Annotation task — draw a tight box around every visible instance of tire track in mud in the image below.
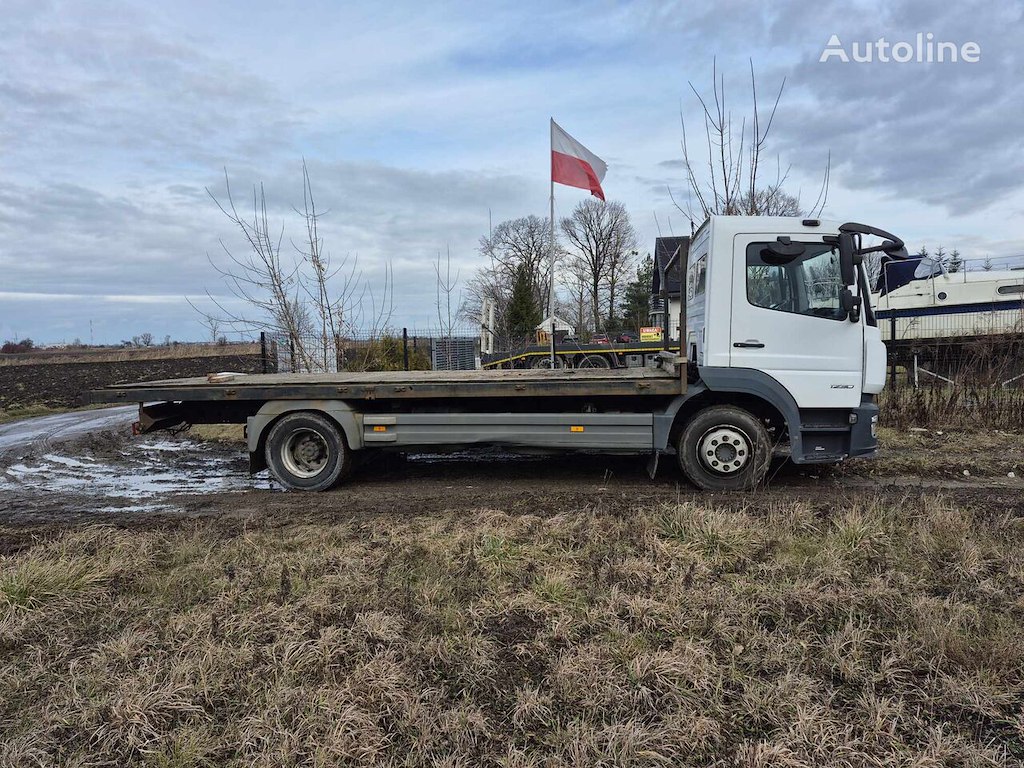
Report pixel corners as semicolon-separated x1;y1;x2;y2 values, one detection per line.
0;406;136;458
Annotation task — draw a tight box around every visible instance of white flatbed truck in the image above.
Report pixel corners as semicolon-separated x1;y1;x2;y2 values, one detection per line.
88;216;904;492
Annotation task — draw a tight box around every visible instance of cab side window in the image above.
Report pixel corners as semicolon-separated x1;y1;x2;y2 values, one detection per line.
746;242;846;321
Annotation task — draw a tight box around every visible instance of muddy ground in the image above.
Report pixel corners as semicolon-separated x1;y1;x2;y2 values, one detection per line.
1;409;1022;536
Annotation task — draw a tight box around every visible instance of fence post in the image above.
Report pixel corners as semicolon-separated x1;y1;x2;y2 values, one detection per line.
402;328;409;371
260;332;268;374
889;317;898;387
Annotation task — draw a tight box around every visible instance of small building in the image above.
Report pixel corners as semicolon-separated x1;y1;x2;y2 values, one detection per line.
649;236;690;341
535;315;576;344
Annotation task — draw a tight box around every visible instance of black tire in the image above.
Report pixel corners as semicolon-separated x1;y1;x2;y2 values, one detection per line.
532;355;566;369
265;412;351;491
677;406;771;491
576;354;611;369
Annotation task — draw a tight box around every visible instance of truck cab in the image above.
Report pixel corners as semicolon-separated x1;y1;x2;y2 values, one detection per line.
681;216;891;470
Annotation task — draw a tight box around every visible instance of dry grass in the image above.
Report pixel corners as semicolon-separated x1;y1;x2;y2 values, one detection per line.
2;494;1023;765
0;343;261;367
860;427;1024;478
882;386;1024;431
189;424;246;443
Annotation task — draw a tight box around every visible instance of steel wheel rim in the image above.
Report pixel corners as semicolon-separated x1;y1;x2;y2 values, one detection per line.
281;428;330;478
696;425;751;475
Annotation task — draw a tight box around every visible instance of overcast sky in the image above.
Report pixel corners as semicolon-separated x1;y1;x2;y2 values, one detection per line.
2;0;1021;344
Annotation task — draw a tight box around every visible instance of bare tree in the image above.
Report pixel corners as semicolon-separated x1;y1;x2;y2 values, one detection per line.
478;215;554;310
559;253;593;337
673;59;830;225
292;160;367;371
435;245;461;336
195;165;392;372
200;315;221;344
560;199;637;330
461;215;556;349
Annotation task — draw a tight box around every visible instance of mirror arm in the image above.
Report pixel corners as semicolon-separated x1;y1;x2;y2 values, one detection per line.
839;222;905;251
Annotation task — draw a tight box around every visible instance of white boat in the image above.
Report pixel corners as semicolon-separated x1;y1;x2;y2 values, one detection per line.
872;268;1024;342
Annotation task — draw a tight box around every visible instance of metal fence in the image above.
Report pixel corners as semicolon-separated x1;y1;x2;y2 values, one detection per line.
880;307;1024;342
260;329;481;373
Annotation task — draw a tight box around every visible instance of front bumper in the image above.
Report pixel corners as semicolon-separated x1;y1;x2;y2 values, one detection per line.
792;395;879;464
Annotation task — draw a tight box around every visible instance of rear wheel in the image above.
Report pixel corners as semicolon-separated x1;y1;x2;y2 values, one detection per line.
265;412;351;491
677;406;770;491
576;354;611;369
532;355;567;369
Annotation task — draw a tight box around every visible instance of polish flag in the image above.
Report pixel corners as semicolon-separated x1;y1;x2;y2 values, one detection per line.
551;119;607;201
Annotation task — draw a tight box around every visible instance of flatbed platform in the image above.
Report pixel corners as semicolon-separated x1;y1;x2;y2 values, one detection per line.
87;366;684;404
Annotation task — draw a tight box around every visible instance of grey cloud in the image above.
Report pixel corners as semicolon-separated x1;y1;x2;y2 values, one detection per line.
0;159;535;340
767;1;1024;214
635;0;1023;216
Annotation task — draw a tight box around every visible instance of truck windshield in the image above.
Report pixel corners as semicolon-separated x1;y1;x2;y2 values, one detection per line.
746;242;846;321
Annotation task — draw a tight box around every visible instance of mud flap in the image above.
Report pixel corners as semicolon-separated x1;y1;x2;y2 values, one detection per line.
138;402;190;433
646;451;660;480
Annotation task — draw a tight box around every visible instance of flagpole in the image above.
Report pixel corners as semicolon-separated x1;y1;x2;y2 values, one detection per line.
548;118;557;367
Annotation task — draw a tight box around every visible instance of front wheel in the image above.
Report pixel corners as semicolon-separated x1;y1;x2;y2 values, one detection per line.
265;412;351;491
677;406;771;491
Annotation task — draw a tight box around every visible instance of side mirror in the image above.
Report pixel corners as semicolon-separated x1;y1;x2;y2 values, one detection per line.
882;240;909;260
841;287;861;322
761;237;805;265
838;232;857;286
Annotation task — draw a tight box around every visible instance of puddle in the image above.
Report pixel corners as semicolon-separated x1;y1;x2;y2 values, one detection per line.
1;435;265;501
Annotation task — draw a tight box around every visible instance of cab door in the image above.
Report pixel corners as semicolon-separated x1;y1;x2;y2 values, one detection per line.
729;234;863;409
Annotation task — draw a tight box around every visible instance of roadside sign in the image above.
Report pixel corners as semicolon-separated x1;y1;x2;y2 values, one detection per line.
640;327;662;342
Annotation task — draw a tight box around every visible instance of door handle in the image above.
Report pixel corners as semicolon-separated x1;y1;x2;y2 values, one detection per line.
733;341;765;348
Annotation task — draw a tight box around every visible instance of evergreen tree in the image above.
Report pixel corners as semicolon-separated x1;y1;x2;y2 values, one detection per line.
506;265;542;341
618;255;655;332
933;245;947;270
948;248;963;273
982;256;994;271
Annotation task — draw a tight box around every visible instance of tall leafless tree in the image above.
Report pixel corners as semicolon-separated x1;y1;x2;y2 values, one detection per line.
435;245;461;337
673;59;830;225
194;165;392;372
560;199;638;330
559;253;593;337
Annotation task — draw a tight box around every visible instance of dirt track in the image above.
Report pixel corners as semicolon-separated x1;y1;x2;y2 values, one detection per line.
2;409;1023;532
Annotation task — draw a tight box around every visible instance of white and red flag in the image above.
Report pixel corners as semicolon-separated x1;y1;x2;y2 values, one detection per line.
550;119;607;201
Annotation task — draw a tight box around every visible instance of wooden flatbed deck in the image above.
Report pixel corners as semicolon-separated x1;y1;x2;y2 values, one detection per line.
87;367;684;404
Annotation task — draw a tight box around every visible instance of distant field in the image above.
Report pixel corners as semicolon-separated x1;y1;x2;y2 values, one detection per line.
0;350;267;412
0;342;261;366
